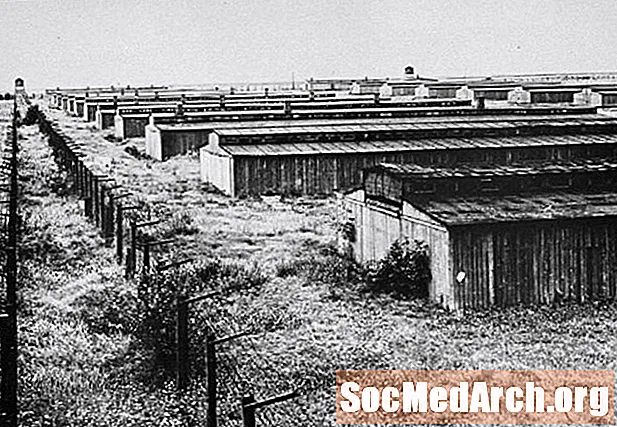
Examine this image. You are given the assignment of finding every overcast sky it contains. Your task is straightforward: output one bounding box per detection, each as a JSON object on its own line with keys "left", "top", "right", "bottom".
{"left": 1, "top": 0, "right": 616, "bottom": 92}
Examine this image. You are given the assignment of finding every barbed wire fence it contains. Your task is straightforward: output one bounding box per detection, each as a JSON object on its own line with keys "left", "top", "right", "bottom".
{"left": 0, "top": 88, "right": 29, "bottom": 427}
{"left": 30, "top": 105, "right": 326, "bottom": 427}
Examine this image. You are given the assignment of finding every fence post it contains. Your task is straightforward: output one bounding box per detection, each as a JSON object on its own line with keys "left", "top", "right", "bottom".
{"left": 84, "top": 170, "right": 92, "bottom": 218}
{"left": 102, "top": 188, "right": 110, "bottom": 238}
{"left": 240, "top": 391, "right": 299, "bottom": 426}
{"left": 116, "top": 204, "right": 123, "bottom": 263}
{"left": 174, "top": 291, "right": 220, "bottom": 392}
{"left": 241, "top": 395, "right": 256, "bottom": 427}
{"left": 176, "top": 296, "right": 189, "bottom": 391}
{"left": 142, "top": 243, "right": 150, "bottom": 285}
{"left": 126, "top": 220, "right": 137, "bottom": 278}
{"left": 79, "top": 159, "right": 86, "bottom": 197}
{"left": 73, "top": 156, "right": 80, "bottom": 194}
{"left": 206, "top": 333, "right": 217, "bottom": 427}
{"left": 92, "top": 176, "right": 99, "bottom": 226}
{"left": 98, "top": 184, "right": 106, "bottom": 230}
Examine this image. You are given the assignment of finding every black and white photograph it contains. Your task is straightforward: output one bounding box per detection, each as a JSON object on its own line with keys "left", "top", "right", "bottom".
{"left": 0, "top": 0, "right": 616, "bottom": 425}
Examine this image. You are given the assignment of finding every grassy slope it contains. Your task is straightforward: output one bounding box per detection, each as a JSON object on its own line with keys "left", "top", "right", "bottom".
{"left": 20, "top": 108, "right": 617, "bottom": 426}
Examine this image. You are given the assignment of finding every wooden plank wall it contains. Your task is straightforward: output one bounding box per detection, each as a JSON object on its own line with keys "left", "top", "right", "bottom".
{"left": 201, "top": 150, "right": 234, "bottom": 195}
{"left": 474, "top": 90, "right": 509, "bottom": 101}
{"left": 85, "top": 104, "right": 98, "bottom": 121}
{"left": 429, "top": 88, "right": 458, "bottom": 98}
{"left": 145, "top": 126, "right": 163, "bottom": 160}
{"left": 602, "top": 94, "right": 617, "bottom": 106}
{"left": 340, "top": 192, "right": 451, "bottom": 306}
{"left": 230, "top": 142, "right": 617, "bottom": 196}
{"left": 162, "top": 130, "right": 210, "bottom": 160}
{"left": 95, "top": 110, "right": 115, "bottom": 130}
{"left": 451, "top": 218, "right": 617, "bottom": 310}
{"left": 530, "top": 92, "right": 575, "bottom": 104}
{"left": 122, "top": 117, "right": 149, "bottom": 138}
{"left": 401, "top": 203, "right": 452, "bottom": 307}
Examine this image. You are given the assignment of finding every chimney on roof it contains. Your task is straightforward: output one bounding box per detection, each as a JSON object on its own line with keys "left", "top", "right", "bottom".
{"left": 176, "top": 102, "right": 185, "bottom": 118}
{"left": 404, "top": 65, "right": 415, "bottom": 76}
{"left": 476, "top": 96, "right": 486, "bottom": 110}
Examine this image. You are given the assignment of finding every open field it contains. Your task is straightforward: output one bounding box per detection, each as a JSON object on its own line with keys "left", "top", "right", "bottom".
{"left": 17, "top": 105, "right": 617, "bottom": 426}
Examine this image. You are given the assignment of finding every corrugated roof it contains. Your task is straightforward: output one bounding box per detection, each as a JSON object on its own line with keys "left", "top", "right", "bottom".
{"left": 417, "top": 192, "right": 617, "bottom": 225}
{"left": 220, "top": 133, "right": 617, "bottom": 157}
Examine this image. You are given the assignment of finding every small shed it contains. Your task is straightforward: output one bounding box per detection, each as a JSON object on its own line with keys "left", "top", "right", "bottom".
{"left": 341, "top": 161, "right": 617, "bottom": 310}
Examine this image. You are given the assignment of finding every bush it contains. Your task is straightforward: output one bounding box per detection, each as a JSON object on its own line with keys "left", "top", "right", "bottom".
{"left": 364, "top": 238, "right": 431, "bottom": 298}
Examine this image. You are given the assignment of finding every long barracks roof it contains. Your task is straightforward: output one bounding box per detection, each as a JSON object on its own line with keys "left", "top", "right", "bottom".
{"left": 211, "top": 115, "right": 617, "bottom": 138}
{"left": 104, "top": 99, "right": 473, "bottom": 115}
{"left": 416, "top": 191, "right": 617, "bottom": 226}
{"left": 219, "top": 133, "right": 617, "bottom": 156}
{"left": 155, "top": 107, "right": 602, "bottom": 131}
{"left": 159, "top": 111, "right": 597, "bottom": 131}
{"left": 372, "top": 159, "right": 617, "bottom": 179}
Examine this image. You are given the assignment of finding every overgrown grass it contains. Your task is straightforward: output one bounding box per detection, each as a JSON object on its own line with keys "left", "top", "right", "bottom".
{"left": 19, "top": 107, "right": 617, "bottom": 426}
{"left": 18, "top": 125, "right": 205, "bottom": 426}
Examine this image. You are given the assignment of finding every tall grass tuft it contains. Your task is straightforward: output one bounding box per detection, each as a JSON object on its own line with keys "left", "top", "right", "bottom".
{"left": 135, "top": 259, "right": 269, "bottom": 381}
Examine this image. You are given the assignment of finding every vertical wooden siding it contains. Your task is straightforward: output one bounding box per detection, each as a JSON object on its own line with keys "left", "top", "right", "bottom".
{"left": 162, "top": 130, "right": 210, "bottom": 160}
{"left": 341, "top": 192, "right": 451, "bottom": 307}
{"left": 451, "top": 219, "right": 617, "bottom": 310}
{"left": 200, "top": 150, "right": 234, "bottom": 195}
{"left": 123, "top": 117, "right": 149, "bottom": 138}
{"left": 230, "top": 142, "right": 617, "bottom": 196}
